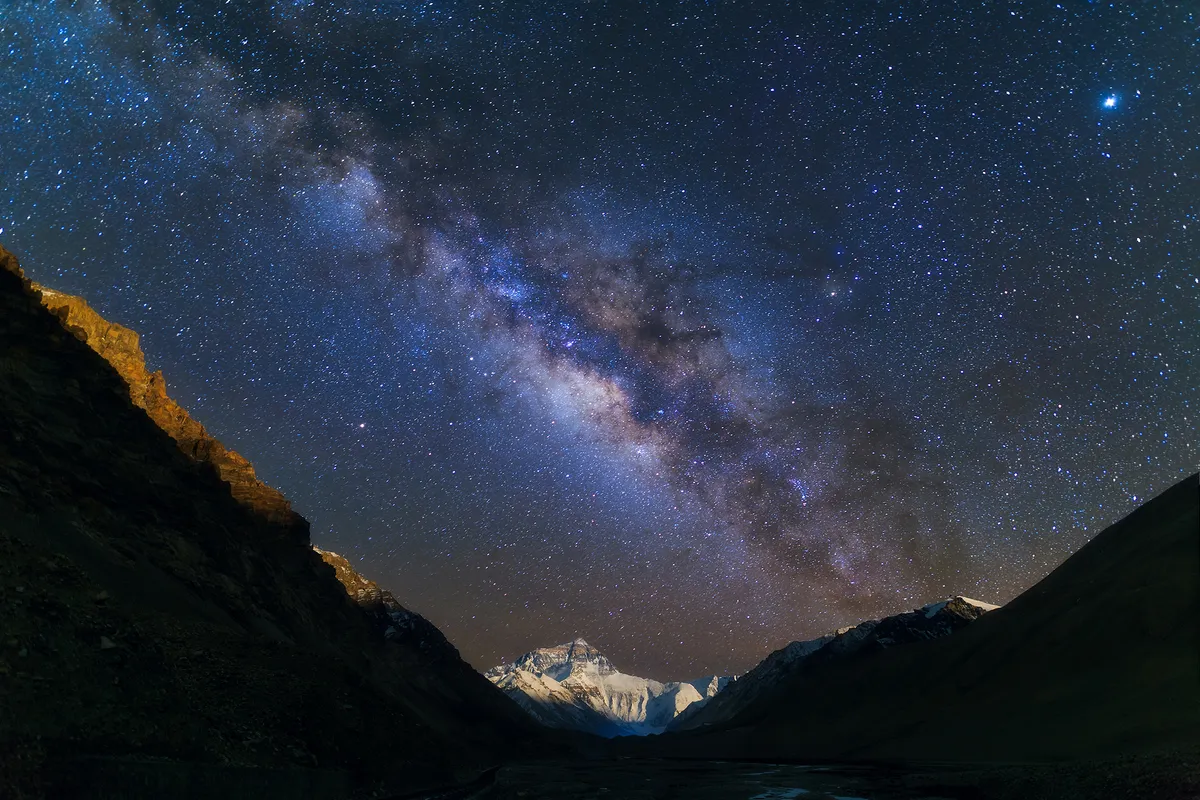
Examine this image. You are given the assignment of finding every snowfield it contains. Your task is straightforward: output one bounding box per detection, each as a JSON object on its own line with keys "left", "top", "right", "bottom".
{"left": 485, "top": 638, "right": 732, "bottom": 736}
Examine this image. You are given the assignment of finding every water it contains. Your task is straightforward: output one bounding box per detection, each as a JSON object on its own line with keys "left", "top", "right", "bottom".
{"left": 483, "top": 759, "right": 888, "bottom": 800}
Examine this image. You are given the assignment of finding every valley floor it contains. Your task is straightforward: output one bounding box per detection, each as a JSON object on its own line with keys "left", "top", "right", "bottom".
{"left": 479, "top": 751, "right": 1200, "bottom": 800}
{"left": 485, "top": 759, "right": 882, "bottom": 800}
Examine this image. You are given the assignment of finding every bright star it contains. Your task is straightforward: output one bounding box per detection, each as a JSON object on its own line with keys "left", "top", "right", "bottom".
{"left": 1103, "top": 95, "right": 1118, "bottom": 109}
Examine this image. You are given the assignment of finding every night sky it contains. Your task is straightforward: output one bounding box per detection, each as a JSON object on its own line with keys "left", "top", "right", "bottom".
{"left": 2, "top": 1, "right": 1196, "bottom": 679}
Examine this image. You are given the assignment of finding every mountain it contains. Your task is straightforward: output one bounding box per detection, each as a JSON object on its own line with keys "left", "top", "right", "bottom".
{"left": 485, "top": 638, "right": 733, "bottom": 737}
{"left": 669, "top": 595, "right": 998, "bottom": 732}
{"left": 34, "top": 283, "right": 303, "bottom": 529}
{"left": 313, "top": 546, "right": 483, "bottom": 666}
{"left": 0, "top": 244, "right": 544, "bottom": 797}
{"left": 654, "top": 474, "right": 1200, "bottom": 763}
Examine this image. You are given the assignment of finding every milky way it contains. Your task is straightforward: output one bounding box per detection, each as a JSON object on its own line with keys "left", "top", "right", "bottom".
{"left": 2, "top": 1, "right": 1196, "bottom": 677}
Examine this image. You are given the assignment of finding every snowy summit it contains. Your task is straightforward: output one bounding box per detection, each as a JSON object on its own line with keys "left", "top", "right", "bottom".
{"left": 485, "top": 638, "right": 733, "bottom": 737}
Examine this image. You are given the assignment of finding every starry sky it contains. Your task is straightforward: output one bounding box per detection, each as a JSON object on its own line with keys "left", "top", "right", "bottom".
{"left": 2, "top": 1, "right": 1197, "bottom": 679}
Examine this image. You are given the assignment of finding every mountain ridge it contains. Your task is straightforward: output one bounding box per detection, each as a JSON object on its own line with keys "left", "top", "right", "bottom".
{"left": 0, "top": 242, "right": 546, "bottom": 795}
{"left": 486, "top": 638, "right": 733, "bottom": 737}
{"left": 669, "top": 594, "right": 1000, "bottom": 732}
{"left": 31, "top": 280, "right": 303, "bottom": 531}
{"left": 643, "top": 473, "right": 1200, "bottom": 763}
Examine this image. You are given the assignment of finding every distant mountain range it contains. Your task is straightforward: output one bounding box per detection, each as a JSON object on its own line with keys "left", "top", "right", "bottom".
{"left": 485, "top": 638, "right": 732, "bottom": 736}
{"left": 642, "top": 473, "right": 1200, "bottom": 765}
{"left": 484, "top": 595, "right": 1000, "bottom": 738}
{"left": 5, "top": 236, "right": 1198, "bottom": 796}
{"left": 670, "top": 596, "right": 999, "bottom": 732}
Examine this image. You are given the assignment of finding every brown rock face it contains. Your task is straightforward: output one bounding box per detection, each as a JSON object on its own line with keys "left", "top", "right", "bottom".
{"left": 0, "top": 242, "right": 546, "bottom": 794}
{"left": 313, "top": 547, "right": 462, "bottom": 661}
{"left": 316, "top": 547, "right": 404, "bottom": 609}
{"left": 27, "top": 276, "right": 302, "bottom": 530}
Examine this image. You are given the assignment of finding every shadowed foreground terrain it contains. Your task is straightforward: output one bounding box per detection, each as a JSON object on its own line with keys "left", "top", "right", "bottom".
{"left": 0, "top": 244, "right": 550, "bottom": 797}
{"left": 487, "top": 754, "right": 1200, "bottom": 800}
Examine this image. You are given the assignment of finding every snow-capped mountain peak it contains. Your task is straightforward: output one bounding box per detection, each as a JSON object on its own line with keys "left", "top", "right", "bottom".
{"left": 498, "top": 637, "right": 619, "bottom": 681}
{"left": 920, "top": 596, "right": 1001, "bottom": 618}
{"left": 485, "top": 639, "right": 734, "bottom": 737}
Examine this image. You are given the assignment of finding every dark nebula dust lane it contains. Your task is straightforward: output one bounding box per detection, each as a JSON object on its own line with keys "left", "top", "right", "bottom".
{"left": 1, "top": 1, "right": 1196, "bottom": 677}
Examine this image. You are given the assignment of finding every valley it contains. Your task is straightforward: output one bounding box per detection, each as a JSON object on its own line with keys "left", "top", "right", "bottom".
{"left": 486, "top": 755, "right": 1200, "bottom": 800}
{"left": 4, "top": 1, "right": 1199, "bottom": 796}
{"left": 2, "top": 243, "right": 1197, "bottom": 799}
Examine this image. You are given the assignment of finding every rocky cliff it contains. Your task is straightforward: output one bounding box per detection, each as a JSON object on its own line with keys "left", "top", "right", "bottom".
{"left": 32, "top": 282, "right": 301, "bottom": 530}
{"left": 315, "top": 546, "right": 482, "bottom": 666}
{"left": 0, "top": 243, "right": 542, "bottom": 797}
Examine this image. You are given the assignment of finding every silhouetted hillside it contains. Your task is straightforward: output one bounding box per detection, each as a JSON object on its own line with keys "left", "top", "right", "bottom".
{"left": 657, "top": 474, "right": 1200, "bottom": 764}
{"left": 0, "top": 244, "right": 544, "bottom": 798}
{"left": 670, "top": 595, "right": 997, "bottom": 732}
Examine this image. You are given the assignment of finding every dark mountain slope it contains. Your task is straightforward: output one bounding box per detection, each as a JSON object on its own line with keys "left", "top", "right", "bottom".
{"left": 670, "top": 595, "right": 997, "bottom": 732}
{"left": 313, "top": 546, "right": 539, "bottom": 736}
{"left": 0, "top": 244, "right": 542, "bottom": 796}
{"left": 33, "top": 281, "right": 303, "bottom": 527}
{"left": 659, "top": 474, "right": 1199, "bottom": 763}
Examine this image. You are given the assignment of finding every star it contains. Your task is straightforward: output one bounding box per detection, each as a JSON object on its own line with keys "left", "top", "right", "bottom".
{"left": 0, "top": 1, "right": 1192, "bottom": 679}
